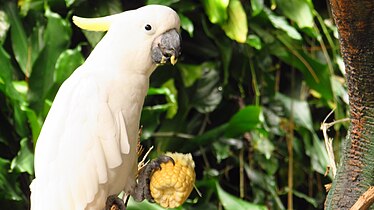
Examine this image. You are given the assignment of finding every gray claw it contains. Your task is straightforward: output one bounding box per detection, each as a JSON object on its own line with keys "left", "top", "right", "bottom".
{"left": 105, "top": 195, "right": 126, "bottom": 210}
{"left": 131, "top": 155, "right": 175, "bottom": 203}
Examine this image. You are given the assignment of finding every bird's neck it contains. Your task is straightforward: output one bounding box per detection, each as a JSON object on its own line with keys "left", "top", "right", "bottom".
{"left": 84, "top": 34, "right": 157, "bottom": 78}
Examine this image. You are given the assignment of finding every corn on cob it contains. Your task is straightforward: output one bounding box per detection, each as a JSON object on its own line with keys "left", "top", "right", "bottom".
{"left": 150, "top": 152, "right": 195, "bottom": 208}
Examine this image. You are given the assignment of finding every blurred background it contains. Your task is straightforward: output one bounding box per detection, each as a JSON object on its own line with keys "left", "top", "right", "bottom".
{"left": 0, "top": 0, "right": 349, "bottom": 209}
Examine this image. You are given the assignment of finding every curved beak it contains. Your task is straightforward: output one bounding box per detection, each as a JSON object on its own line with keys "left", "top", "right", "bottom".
{"left": 151, "top": 29, "right": 181, "bottom": 66}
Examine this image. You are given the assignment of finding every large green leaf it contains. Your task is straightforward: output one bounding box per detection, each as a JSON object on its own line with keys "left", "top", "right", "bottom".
{"left": 274, "top": 93, "right": 313, "bottom": 132}
{"left": 270, "top": 35, "right": 334, "bottom": 100}
{"left": 264, "top": 8, "right": 302, "bottom": 40}
{"left": 0, "top": 47, "right": 28, "bottom": 136}
{"left": 28, "top": 19, "right": 46, "bottom": 73}
{"left": 216, "top": 181, "right": 267, "bottom": 210}
{"left": 0, "top": 11, "right": 10, "bottom": 44}
{"left": 276, "top": 0, "right": 314, "bottom": 28}
{"left": 21, "top": 105, "right": 42, "bottom": 145}
{"left": 162, "top": 79, "right": 178, "bottom": 119}
{"left": 0, "top": 47, "right": 19, "bottom": 100}
{"left": 28, "top": 9, "right": 71, "bottom": 112}
{"left": 10, "top": 138, "right": 34, "bottom": 175}
{"left": 247, "top": 34, "right": 262, "bottom": 50}
{"left": 3, "top": 2, "right": 29, "bottom": 76}
{"left": 53, "top": 46, "right": 84, "bottom": 86}
{"left": 201, "top": 0, "right": 229, "bottom": 24}
{"left": 251, "top": 0, "right": 264, "bottom": 16}
{"left": 251, "top": 130, "right": 274, "bottom": 159}
{"left": 78, "top": 0, "right": 122, "bottom": 47}
{"left": 221, "top": 0, "right": 248, "bottom": 43}
{"left": 179, "top": 13, "right": 194, "bottom": 37}
{"left": 177, "top": 63, "right": 203, "bottom": 87}
{"left": 190, "top": 63, "right": 222, "bottom": 113}
{"left": 225, "top": 106, "right": 263, "bottom": 138}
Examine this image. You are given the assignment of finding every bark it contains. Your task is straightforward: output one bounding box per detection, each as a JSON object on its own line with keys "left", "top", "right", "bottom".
{"left": 325, "top": 1, "right": 374, "bottom": 209}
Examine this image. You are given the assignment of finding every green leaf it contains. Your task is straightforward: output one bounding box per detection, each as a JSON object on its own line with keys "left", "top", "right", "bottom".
{"left": 78, "top": 0, "right": 122, "bottom": 47}
{"left": 179, "top": 13, "right": 194, "bottom": 37}
{"left": 177, "top": 63, "right": 203, "bottom": 87}
{"left": 65, "top": 0, "right": 75, "bottom": 7}
{"left": 127, "top": 197, "right": 181, "bottom": 210}
{"left": 181, "top": 124, "right": 228, "bottom": 152}
{"left": 292, "top": 188, "right": 318, "bottom": 207}
{"left": 331, "top": 76, "right": 349, "bottom": 104}
{"left": 28, "top": 19, "right": 46, "bottom": 71}
{"left": 270, "top": 36, "right": 334, "bottom": 100}
{"left": 190, "top": 63, "right": 222, "bottom": 113}
{"left": 311, "top": 134, "right": 329, "bottom": 177}
{"left": 162, "top": 79, "right": 178, "bottom": 119}
{"left": 28, "top": 9, "right": 71, "bottom": 112}
{"left": 251, "top": 0, "right": 264, "bottom": 16}
{"left": 0, "top": 11, "right": 10, "bottom": 44}
{"left": 213, "top": 142, "right": 230, "bottom": 163}
{"left": 146, "top": 83, "right": 178, "bottom": 119}
{"left": 221, "top": 0, "right": 248, "bottom": 43}
{"left": 0, "top": 48, "right": 28, "bottom": 136}
{"left": 274, "top": 93, "right": 313, "bottom": 132}
{"left": 251, "top": 130, "right": 274, "bottom": 159}
{"left": 244, "top": 165, "right": 285, "bottom": 209}
{"left": 202, "top": 0, "right": 229, "bottom": 24}
{"left": 216, "top": 182, "right": 267, "bottom": 210}
{"left": 225, "top": 106, "right": 263, "bottom": 138}
{"left": 0, "top": 47, "right": 18, "bottom": 100}
{"left": 247, "top": 34, "right": 262, "bottom": 50}
{"left": 140, "top": 109, "right": 161, "bottom": 140}
{"left": 82, "top": 31, "right": 105, "bottom": 48}
{"left": 0, "top": 158, "right": 23, "bottom": 201}
{"left": 148, "top": 87, "right": 171, "bottom": 95}
{"left": 54, "top": 46, "right": 84, "bottom": 86}
{"left": 10, "top": 138, "right": 34, "bottom": 175}
{"left": 264, "top": 8, "right": 302, "bottom": 40}
{"left": 21, "top": 105, "right": 42, "bottom": 144}
{"left": 276, "top": 0, "right": 314, "bottom": 28}
{"left": 146, "top": 0, "right": 179, "bottom": 6}
{"left": 4, "top": 1, "right": 29, "bottom": 75}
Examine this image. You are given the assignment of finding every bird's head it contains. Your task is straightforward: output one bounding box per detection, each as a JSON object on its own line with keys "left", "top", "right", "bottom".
{"left": 73, "top": 5, "right": 181, "bottom": 75}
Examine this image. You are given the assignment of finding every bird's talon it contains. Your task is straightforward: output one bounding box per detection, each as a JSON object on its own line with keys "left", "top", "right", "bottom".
{"left": 105, "top": 195, "right": 126, "bottom": 210}
{"left": 156, "top": 155, "right": 175, "bottom": 167}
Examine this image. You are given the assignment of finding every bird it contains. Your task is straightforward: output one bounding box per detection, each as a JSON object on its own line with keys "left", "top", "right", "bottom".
{"left": 30, "top": 5, "right": 181, "bottom": 210}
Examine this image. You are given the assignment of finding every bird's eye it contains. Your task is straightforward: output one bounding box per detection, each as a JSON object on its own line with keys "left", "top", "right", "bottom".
{"left": 145, "top": 24, "right": 152, "bottom": 31}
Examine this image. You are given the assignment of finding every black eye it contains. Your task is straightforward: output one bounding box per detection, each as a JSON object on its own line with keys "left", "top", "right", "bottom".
{"left": 145, "top": 24, "right": 152, "bottom": 31}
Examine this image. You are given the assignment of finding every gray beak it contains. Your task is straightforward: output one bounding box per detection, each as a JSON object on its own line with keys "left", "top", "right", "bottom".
{"left": 151, "top": 29, "right": 181, "bottom": 65}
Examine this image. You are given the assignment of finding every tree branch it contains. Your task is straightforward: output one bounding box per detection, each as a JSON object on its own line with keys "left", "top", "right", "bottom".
{"left": 350, "top": 186, "right": 374, "bottom": 210}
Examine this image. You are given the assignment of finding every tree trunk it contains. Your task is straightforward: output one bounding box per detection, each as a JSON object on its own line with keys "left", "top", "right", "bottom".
{"left": 325, "top": 0, "right": 374, "bottom": 209}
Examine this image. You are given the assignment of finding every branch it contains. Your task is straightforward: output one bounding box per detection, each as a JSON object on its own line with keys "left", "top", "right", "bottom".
{"left": 151, "top": 132, "right": 195, "bottom": 139}
{"left": 350, "top": 186, "right": 374, "bottom": 210}
{"left": 320, "top": 109, "right": 350, "bottom": 178}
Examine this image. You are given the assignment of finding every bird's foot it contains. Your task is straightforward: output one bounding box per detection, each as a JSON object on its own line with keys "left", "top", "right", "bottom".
{"left": 131, "top": 155, "right": 175, "bottom": 202}
{"left": 105, "top": 195, "right": 126, "bottom": 210}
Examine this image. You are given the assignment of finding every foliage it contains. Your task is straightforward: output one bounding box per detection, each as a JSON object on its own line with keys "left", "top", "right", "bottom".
{"left": 0, "top": 0, "right": 349, "bottom": 209}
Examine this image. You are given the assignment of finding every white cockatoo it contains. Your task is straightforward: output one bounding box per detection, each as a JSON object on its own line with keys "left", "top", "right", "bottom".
{"left": 30, "top": 5, "right": 181, "bottom": 210}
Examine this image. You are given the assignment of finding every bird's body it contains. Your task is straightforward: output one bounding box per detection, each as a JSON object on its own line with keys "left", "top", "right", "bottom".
{"left": 30, "top": 5, "right": 180, "bottom": 210}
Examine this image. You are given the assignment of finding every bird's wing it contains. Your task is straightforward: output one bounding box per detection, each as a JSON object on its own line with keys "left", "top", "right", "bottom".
{"left": 31, "top": 69, "right": 130, "bottom": 210}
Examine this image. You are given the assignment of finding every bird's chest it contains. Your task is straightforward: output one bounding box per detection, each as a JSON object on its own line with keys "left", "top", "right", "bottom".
{"left": 108, "top": 80, "right": 147, "bottom": 112}
{"left": 105, "top": 76, "right": 148, "bottom": 129}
